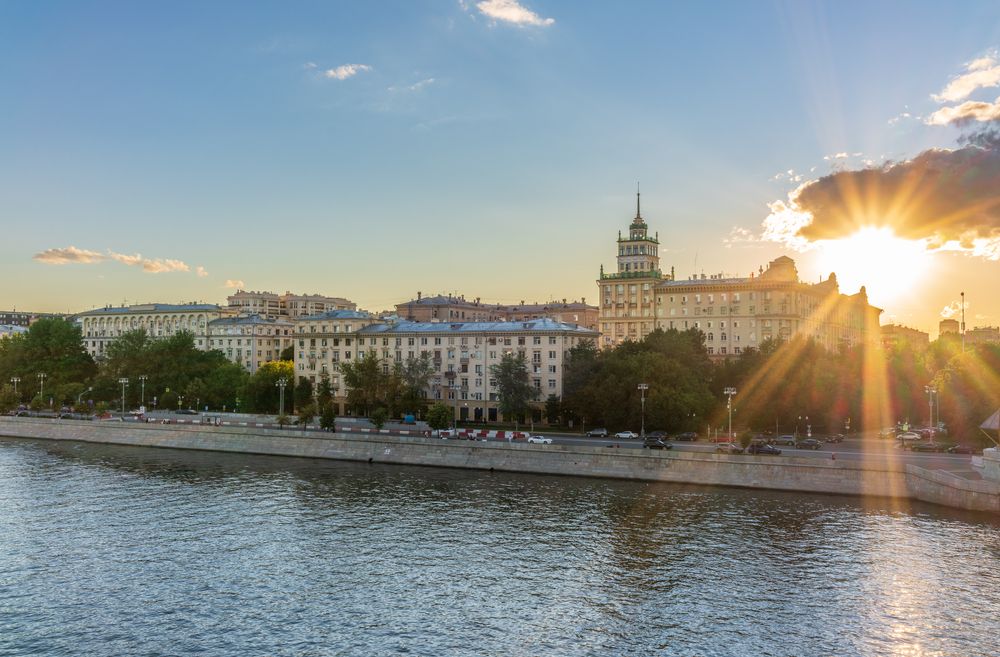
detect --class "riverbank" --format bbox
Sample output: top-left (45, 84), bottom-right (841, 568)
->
top-left (2, 416), bottom-right (997, 513)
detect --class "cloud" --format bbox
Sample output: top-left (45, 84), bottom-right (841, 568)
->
top-left (388, 77), bottom-right (436, 93)
top-left (932, 51), bottom-right (1000, 103)
top-left (323, 64), bottom-right (372, 80)
top-left (926, 96), bottom-right (1000, 126)
top-left (196, 266), bottom-right (209, 277)
top-left (940, 299), bottom-right (968, 319)
top-left (32, 246), bottom-right (106, 265)
top-left (476, 0), bottom-right (554, 27)
top-left (224, 279), bottom-right (245, 289)
top-left (760, 133), bottom-right (1000, 260)
top-left (723, 227), bottom-right (765, 249)
top-left (33, 246), bottom-right (197, 273)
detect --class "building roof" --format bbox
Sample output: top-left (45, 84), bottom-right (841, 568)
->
top-left (657, 276), bottom-right (748, 288)
top-left (208, 314), bottom-right (292, 326)
top-left (297, 309), bottom-right (374, 321)
top-left (358, 318), bottom-right (599, 336)
top-left (75, 303), bottom-right (223, 316)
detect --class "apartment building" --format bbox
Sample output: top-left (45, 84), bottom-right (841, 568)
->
top-left (207, 314), bottom-right (294, 373)
top-left (881, 324), bottom-right (930, 351)
top-left (227, 290), bottom-right (356, 320)
top-left (395, 294), bottom-right (598, 329)
top-left (75, 303), bottom-right (234, 359)
top-left (292, 310), bottom-right (382, 395)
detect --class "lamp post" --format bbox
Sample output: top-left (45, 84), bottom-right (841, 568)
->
top-left (724, 387), bottom-right (736, 440)
top-left (637, 383), bottom-right (649, 438)
top-left (276, 377), bottom-right (288, 417)
top-left (36, 373), bottom-right (47, 406)
top-left (138, 375), bottom-right (148, 409)
top-left (118, 378), bottom-right (129, 416)
top-left (10, 377), bottom-right (20, 400)
top-left (178, 395), bottom-right (184, 411)
top-left (77, 386), bottom-right (92, 407)
top-left (924, 385), bottom-right (936, 433)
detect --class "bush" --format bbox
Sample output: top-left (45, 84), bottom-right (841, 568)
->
top-left (426, 403), bottom-right (453, 431)
top-left (319, 403), bottom-right (337, 431)
top-left (370, 407), bottom-right (389, 430)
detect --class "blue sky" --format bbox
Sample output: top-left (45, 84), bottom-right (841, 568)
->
top-left (3, 1), bottom-right (999, 333)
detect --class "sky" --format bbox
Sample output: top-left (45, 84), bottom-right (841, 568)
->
top-left (2, 1), bottom-right (1000, 336)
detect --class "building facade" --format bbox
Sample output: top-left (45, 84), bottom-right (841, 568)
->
top-left (395, 294), bottom-right (598, 330)
top-left (75, 303), bottom-right (233, 359)
top-left (967, 326), bottom-right (1000, 345)
top-left (207, 314), bottom-right (294, 373)
top-left (596, 192), bottom-right (667, 346)
top-left (0, 310), bottom-right (61, 326)
top-left (596, 198), bottom-right (882, 355)
top-left (880, 324), bottom-right (930, 351)
top-left (227, 290), bottom-right (356, 320)
top-left (292, 310), bottom-right (382, 395)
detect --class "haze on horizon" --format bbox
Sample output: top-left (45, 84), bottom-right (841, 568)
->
top-left (3, 1), bottom-right (1000, 336)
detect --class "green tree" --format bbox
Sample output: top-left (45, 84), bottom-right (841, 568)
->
top-left (0, 384), bottom-right (18, 413)
top-left (294, 376), bottom-right (314, 411)
top-left (545, 394), bottom-right (561, 425)
top-left (319, 403), bottom-right (337, 431)
top-left (397, 353), bottom-right (434, 417)
top-left (317, 374), bottom-right (334, 409)
top-left (159, 390), bottom-right (178, 411)
top-left (370, 407), bottom-right (389, 430)
top-left (298, 403), bottom-right (316, 427)
top-left (0, 318), bottom-right (96, 396)
top-left (490, 352), bottom-right (538, 426)
top-left (245, 360), bottom-right (295, 413)
top-left (340, 351), bottom-right (388, 416)
top-left (280, 344), bottom-right (295, 361)
top-left (426, 402), bottom-right (453, 431)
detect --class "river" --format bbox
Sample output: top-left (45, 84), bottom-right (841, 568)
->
top-left (1, 438), bottom-right (998, 657)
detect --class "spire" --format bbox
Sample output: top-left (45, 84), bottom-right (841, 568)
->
top-left (636, 181), bottom-right (641, 220)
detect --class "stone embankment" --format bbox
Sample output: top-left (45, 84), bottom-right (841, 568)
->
top-left (2, 417), bottom-right (997, 513)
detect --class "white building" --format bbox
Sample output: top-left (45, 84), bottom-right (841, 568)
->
top-left (75, 303), bottom-right (233, 360)
top-left (207, 314), bottom-right (294, 373)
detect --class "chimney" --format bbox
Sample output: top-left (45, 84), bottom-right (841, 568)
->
top-left (417, 291), bottom-right (422, 300)
top-left (562, 298), bottom-right (567, 304)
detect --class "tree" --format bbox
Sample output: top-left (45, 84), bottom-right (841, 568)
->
top-left (545, 394), bottom-right (561, 425)
top-left (294, 376), bottom-right (314, 411)
top-left (280, 344), bottom-right (294, 361)
top-left (426, 402), bottom-right (453, 431)
top-left (317, 374), bottom-right (334, 409)
top-left (340, 351), bottom-right (388, 416)
top-left (298, 403), bottom-right (316, 427)
top-left (370, 407), bottom-right (389, 430)
top-left (159, 390), bottom-right (178, 411)
top-left (245, 360), bottom-right (295, 413)
top-left (319, 403), bottom-right (337, 431)
top-left (0, 385), bottom-right (18, 413)
top-left (397, 354), bottom-right (434, 416)
top-left (0, 318), bottom-right (96, 396)
top-left (490, 352), bottom-right (538, 426)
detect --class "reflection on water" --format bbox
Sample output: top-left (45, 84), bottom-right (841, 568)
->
top-left (1, 438), bottom-right (998, 657)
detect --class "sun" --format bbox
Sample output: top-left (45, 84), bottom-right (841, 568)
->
top-left (814, 227), bottom-right (932, 307)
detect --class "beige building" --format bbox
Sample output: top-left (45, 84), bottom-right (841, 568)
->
top-left (75, 303), bottom-right (234, 360)
top-left (293, 313), bottom-right (599, 421)
top-left (207, 314), bottom-right (294, 373)
top-left (596, 197), bottom-right (882, 355)
top-left (880, 324), bottom-right (930, 351)
top-left (396, 293), bottom-right (598, 330)
top-left (939, 318), bottom-right (960, 340)
top-left (967, 326), bottom-right (1000, 345)
top-left (597, 192), bottom-right (667, 346)
top-left (227, 290), bottom-right (355, 320)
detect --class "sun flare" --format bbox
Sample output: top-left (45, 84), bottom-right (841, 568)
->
top-left (815, 227), bottom-right (932, 306)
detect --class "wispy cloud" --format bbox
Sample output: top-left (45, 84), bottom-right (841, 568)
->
top-left (932, 51), bottom-right (1000, 103)
top-left (940, 298), bottom-right (968, 319)
top-left (723, 226), bottom-right (765, 249)
top-left (388, 77), bottom-right (436, 93)
top-left (323, 63), bottom-right (373, 80)
top-left (33, 246), bottom-right (202, 273)
top-left (196, 266), bottom-right (209, 278)
top-left (475, 0), bottom-right (554, 27)
top-left (224, 279), bottom-right (245, 289)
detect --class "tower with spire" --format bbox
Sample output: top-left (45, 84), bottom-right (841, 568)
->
top-left (616, 186), bottom-right (660, 275)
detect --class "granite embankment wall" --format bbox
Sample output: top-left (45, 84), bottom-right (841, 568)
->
top-left (2, 417), bottom-right (997, 513)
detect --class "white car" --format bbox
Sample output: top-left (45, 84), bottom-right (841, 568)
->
top-left (897, 431), bottom-right (921, 442)
top-left (527, 435), bottom-right (552, 444)
top-left (614, 431), bottom-right (639, 439)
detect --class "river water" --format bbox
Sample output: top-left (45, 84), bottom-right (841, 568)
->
top-left (1, 438), bottom-right (998, 657)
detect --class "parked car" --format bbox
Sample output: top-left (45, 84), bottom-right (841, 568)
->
top-left (643, 437), bottom-right (673, 450)
top-left (773, 435), bottom-right (797, 446)
top-left (910, 442), bottom-right (945, 453)
top-left (946, 444), bottom-right (975, 454)
top-left (175, 409), bottom-right (199, 415)
top-left (896, 432), bottom-right (921, 444)
top-left (648, 430), bottom-right (669, 439)
top-left (747, 443), bottom-right (782, 455)
top-left (715, 442), bottom-right (744, 454)
top-left (878, 427), bottom-right (897, 439)
top-left (586, 428), bottom-right (608, 437)
top-left (825, 434), bottom-right (845, 443)
top-left (527, 435), bottom-right (553, 445)
top-left (614, 431), bottom-right (639, 439)
top-left (795, 438), bottom-right (823, 450)
top-left (673, 432), bottom-right (699, 441)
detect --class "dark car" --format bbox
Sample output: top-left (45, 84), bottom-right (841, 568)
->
top-left (910, 442), bottom-right (945, 452)
top-left (747, 443), bottom-right (782, 455)
top-left (586, 428), bottom-right (608, 437)
top-left (175, 409), bottom-right (199, 415)
top-left (795, 438), bottom-right (823, 450)
top-left (643, 437), bottom-right (673, 450)
top-left (772, 435), bottom-right (797, 446)
top-left (825, 434), bottom-right (845, 443)
top-left (673, 432), bottom-right (699, 441)
top-left (946, 444), bottom-right (975, 454)
top-left (715, 442), bottom-right (744, 454)
top-left (648, 431), bottom-right (669, 439)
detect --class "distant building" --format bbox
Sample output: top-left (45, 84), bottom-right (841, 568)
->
top-left (597, 194), bottom-right (882, 355)
top-left (881, 324), bottom-right (930, 351)
top-left (395, 293), bottom-right (598, 330)
top-left (939, 318), bottom-right (960, 339)
top-left (0, 310), bottom-right (62, 327)
top-left (0, 324), bottom-right (29, 339)
top-left (966, 326), bottom-right (1000, 345)
top-left (291, 310), bottom-right (382, 391)
top-left (74, 303), bottom-right (235, 359)
top-left (207, 314), bottom-right (294, 373)
top-left (227, 290), bottom-right (356, 320)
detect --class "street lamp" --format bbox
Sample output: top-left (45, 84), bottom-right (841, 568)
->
top-left (76, 386), bottom-right (93, 407)
top-left (724, 387), bottom-right (737, 440)
top-left (177, 395), bottom-right (184, 411)
top-left (118, 378), bottom-right (129, 415)
top-left (637, 383), bottom-right (649, 438)
top-left (138, 375), bottom-right (148, 409)
top-left (924, 385), bottom-right (937, 432)
top-left (36, 373), bottom-right (47, 406)
top-left (10, 377), bottom-right (20, 400)
top-left (276, 377), bottom-right (288, 417)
